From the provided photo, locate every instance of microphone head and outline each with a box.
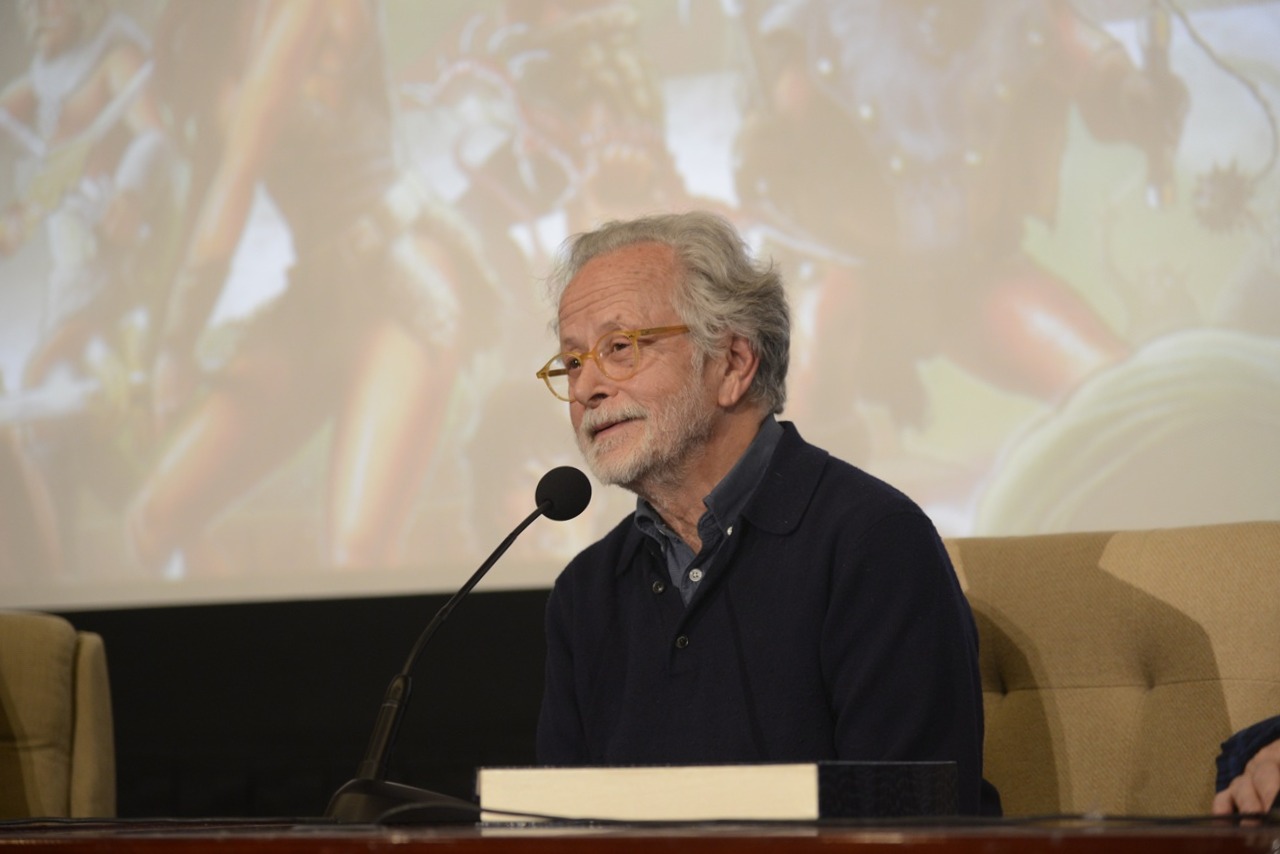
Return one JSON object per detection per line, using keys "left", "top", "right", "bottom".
{"left": 535, "top": 466, "right": 592, "bottom": 521}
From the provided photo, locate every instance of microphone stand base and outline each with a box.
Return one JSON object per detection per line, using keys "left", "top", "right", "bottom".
{"left": 325, "top": 777, "right": 480, "bottom": 825}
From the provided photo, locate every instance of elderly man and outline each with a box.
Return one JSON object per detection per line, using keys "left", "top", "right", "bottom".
{"left": 533, "top": 211, "right": 997, "bottom": 816}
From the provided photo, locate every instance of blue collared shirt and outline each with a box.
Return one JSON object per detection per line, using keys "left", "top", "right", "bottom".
{"left": 634, "top": 415, "right": 784, "bottom": 605}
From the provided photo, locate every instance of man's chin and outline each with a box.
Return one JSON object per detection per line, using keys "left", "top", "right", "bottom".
{"left": 583, "top": 455, "right": 634, "bottom": 489}
{"left": 581, "top": 443, "right": 646, "bottom": 491}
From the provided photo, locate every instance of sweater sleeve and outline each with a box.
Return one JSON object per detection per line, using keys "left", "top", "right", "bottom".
{"left": 822, "top": 510, "right": 988, "bottom": 815}
{"left": 535, "top": 575, "right": 586, "bottom": 764}
{"left": 1215, "top": 715, "right": 1280, "bottom": 792}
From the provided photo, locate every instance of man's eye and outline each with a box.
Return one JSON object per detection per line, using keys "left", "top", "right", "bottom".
{"left": 564, "top": 355, "right": 583, "bottom": 371}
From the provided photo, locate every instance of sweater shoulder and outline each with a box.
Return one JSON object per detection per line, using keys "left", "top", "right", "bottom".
{"left": 770, "top": 427, "right": 932, "bottom": 536}
{"left": 554, "top": 511, "right": 639, "bottom": 588}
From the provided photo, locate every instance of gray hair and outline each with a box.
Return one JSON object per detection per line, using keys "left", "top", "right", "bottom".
{"left": 548, "top": 211, "right": 791, "bottom": 415}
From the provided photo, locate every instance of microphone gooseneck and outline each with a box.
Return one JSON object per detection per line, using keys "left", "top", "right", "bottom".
{"left": 324, "top": 466, "right": 592, "bottom": 824}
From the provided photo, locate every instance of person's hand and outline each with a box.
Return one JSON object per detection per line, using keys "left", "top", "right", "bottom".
{"left": 1213, "top": 738, "right": 1280, "bottom": 815}
{"left": 151, "top": 348, "right": 200, "bottom": 433}
{"left": 101, "top": 189, "right": 145, "bottom": 246}
{"left": 0, "top": 204, "right": 31, "bottom": 256}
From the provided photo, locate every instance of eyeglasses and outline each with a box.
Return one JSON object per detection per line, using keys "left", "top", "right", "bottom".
{"left": 536, "top": 325, "right": 690, "bottom": 401}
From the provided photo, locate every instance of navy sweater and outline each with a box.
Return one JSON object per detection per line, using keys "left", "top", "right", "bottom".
{"left": 537, "top": 422, "right": 998, "bottom": 815}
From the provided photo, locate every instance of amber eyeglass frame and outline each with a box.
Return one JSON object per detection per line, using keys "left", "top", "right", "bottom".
{"left": 536, "top": 325, "right": 691, "bottom": 401}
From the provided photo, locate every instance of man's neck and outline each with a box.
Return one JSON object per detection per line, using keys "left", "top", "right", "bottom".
{"left": 634, "top": 408, "right": 768, "bottom": 551}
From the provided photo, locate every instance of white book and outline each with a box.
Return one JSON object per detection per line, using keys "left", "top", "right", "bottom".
{"left": 475, "top": 761, "right": 957, "bottom": 824}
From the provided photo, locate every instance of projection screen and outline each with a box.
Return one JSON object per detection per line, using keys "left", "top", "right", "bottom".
{"left": 1, "top": 0, "right": 1277, "bottom": 611}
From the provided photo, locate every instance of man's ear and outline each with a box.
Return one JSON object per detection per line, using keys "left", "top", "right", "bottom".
{"left": 716, "top": 334, "right": 760, "bottom": 408}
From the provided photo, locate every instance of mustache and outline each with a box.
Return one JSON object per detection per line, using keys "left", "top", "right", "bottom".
{"left": 577, "top": 404, "right": 648, "bottom": 439}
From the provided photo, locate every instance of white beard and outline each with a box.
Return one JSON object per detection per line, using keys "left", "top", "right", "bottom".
{"left": 576, "top": 366, "right": 715, "bottom": 493}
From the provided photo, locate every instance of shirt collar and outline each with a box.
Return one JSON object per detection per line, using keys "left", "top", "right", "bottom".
{"left": 634, "top": 414, "right": 784, "bottom": 543}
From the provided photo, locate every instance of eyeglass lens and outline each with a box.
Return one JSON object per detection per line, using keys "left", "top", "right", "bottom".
{"left": 546, "top": 332, "right": 639, "bottom": 399}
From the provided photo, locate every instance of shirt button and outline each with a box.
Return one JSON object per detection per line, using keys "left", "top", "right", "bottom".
{"left": 652, "top": 580, "right": 666, "bottom": 594}
{"left": 688, "top": 568, "right": 703, "bottom": 583}
{"left": 726, "top": 526, "right": 733, "bottom": 536}
{"left": 675, "top": 635, "right": 690, "bottom": 649}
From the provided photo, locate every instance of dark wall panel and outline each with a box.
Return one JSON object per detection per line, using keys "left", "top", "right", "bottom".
{"left": 62, "top": 589, "right": 549, "bottom": 818}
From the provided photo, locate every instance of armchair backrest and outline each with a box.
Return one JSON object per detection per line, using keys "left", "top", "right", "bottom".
{"left": 0, "top": 611, "right": 116, "bottom": 818}
{"left": 946, "top": 521, "right": 1280, "bottom": 817}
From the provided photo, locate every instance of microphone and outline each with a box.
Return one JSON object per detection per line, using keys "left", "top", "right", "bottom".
{"left": 535, "top": 464, "right": 593, "bottom": 521}
{"left": 324, "top": 465, "right": 592, "bottom": 824}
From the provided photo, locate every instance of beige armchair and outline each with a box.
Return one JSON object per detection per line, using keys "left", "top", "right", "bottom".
{"left": 0, "top": 611, "right": 116, "bottom": 818}
{"left": 947, "top": 521, "right": 1280, "bottom": 817}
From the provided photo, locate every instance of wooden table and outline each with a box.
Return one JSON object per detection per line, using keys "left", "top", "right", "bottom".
{"left": 1, "top": 817, "right": 1278, "bottom": 854}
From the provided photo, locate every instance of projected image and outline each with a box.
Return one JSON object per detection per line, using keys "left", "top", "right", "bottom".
{"left": 1, "top": 0, "right": 1278, "bottom": 609}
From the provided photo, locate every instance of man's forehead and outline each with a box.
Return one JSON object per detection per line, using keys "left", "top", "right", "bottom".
{"left": 557, "top": 242, "right": 680, "bottom": 327}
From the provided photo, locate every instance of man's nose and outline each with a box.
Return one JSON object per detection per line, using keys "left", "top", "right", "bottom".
{"left": 571, "top": 356, "right": 614, "bottom": 407}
